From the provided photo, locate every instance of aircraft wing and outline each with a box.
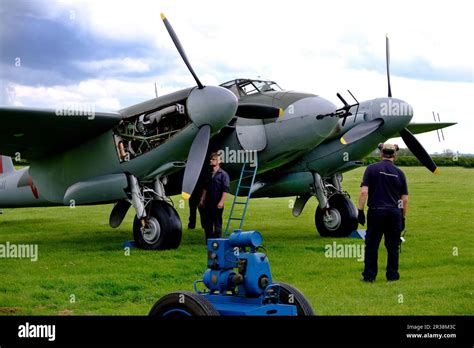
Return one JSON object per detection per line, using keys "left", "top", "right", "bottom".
{"left": 0, "top": 106, "right": 122, "bottom": 160}
{"left": 405, "top": 122, "right": 456, "bottom": 135}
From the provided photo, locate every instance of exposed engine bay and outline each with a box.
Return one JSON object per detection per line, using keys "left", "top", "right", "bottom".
{"left": 113, "top": 103, "right": 190, "bottom": 162}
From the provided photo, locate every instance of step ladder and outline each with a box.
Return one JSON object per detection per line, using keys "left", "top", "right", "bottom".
{"left": 224, "top": 158, "right": 258, "bottom": 238}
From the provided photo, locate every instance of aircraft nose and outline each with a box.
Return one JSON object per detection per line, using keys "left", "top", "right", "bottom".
{"left": 280, "top": 96, "right": 339, "bottom": 138}
{"left": 186, "top": 86, "right": 238, "bottom": 132}
{"left": 372, "top": 97, "right": 413, "bottom": 137}
{"left": 315, "top": 106, "right": 340, "bottom": 138}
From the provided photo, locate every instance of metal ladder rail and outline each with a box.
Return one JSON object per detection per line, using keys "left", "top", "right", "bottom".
{"left": 224, "top": 158, "right": 258, "bottom": 237}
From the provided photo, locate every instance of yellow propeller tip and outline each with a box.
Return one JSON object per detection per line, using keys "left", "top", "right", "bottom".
{"left": 278, "top": 108, "right": 284, "bottom": 117}
{"left": 434, "top": 168, "right": 440, "bottom": 175}
{"left": 182, "top": 192, "right": 191, "bottom": 200}
{"left": 340, "top": 137, "right": 347, "bottom": 145}
{"left": 160, "top": 13, "right": 166, "bottom": 20}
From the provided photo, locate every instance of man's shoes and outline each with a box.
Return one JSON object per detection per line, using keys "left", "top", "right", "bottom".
{"left": 362, "top": 277, "right": 375, "bottom": 283}
{"left": 386, "top": 272, "right": 400, "bottom": 281}
{"left": 187, "top": 223, "right": 195, "bottom": 230}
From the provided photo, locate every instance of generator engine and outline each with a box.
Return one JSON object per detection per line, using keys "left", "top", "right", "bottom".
{"left": 203, "top": 230, "right": 271, "bottom": 297}
{"left": 149, "top": 229, "right": 314, "bottom": 316}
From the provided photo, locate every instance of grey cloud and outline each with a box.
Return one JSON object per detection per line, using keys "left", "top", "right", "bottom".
{"left": 0, "top": 0, "right": 179, "bottom": 87}
{"left": 347, "top": 49, "right": 473, "bottom": 83}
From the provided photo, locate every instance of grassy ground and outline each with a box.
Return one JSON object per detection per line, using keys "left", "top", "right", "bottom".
{"left": 0, "top": 167, "right": 472, "bottom": 315}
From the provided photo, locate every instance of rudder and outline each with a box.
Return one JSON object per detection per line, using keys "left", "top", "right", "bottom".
{"left": 0, "top": 155, "right": 15, "bottom": 175}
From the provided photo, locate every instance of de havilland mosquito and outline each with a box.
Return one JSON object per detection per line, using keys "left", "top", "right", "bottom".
{"left": 0, "top": 14, "right": 455, "bottom": 249}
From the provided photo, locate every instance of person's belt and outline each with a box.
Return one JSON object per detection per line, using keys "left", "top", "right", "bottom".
{"left": 369, "top": 206, "right": 399, "bottom": 210}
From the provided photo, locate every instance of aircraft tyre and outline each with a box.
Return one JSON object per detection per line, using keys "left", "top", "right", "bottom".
{"left": 133, "top": 200, "right": 182, "bottom": 250}
{"left": 149, "top": 291, "right": 219, "bottom": 316}
{"left": 161, "top": 202, "right": 183, "bottom": 249}
{"left": 274, "top": 282, "right": 314, "bottom": 316}
{"left": 315, "top": 193, "right": 358, "bottom": 237}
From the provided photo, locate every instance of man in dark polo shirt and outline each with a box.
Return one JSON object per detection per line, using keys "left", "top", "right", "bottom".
{"left": 358, "top": 143, "right": 408, "bottom": 282}
{"left": 199, "top": 152, "right": 230, "bottom": 241}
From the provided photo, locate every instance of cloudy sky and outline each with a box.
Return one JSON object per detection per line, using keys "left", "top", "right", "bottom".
{"left": 1, "top": 0, "right": 473, "bottom": 153}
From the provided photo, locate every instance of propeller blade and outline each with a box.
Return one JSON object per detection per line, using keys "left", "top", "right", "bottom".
{"left": 386, "top": 34, "right": 392, "bottom": 97}
{"left": 182, "top": 125, "right": 211, "bottom": 199}
{"left": 236, "top": 104, "right": 283, "bottom": 119}
{"left": 400, "top": 128, "right": 439, "bottom": 174}
{"left": 340, "top": 119, "right": 383, "bottom": 145}
{"left": 161, "top": 13, "right": 204, "bottom": 89}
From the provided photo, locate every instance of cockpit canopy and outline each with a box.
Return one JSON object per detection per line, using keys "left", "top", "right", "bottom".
{"left": 220, "top": 79, "right": 282, "bottom": 98}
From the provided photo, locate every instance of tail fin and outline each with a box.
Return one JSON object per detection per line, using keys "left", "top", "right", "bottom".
{"left": 0, "top": 155, "right": 15, "bottom": 175}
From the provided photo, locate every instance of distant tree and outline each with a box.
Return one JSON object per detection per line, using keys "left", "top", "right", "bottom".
{"left": 367, "top": 147, "right": 413, "bottom": 157}
{"left": 442, "top": 149, "right": 454, "bottom": 157}
{"left": 397, "top": 147, "right": 413, "bottom": 156}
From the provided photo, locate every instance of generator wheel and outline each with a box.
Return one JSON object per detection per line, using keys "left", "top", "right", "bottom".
{"left": 275, "top": 282, "right": 314, "bottom": 316}
{"left": 149, "top": 291, "right": 219, "bottom": 317}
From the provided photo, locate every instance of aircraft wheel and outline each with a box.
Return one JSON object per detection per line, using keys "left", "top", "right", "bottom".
{"left": 315, "top": 193, "right": 358, "bottom": 237}
{"left": 274, "top": 282, "right": 314, "bottom": 316}
{"left": 149, "top": 291, "right": 219, "bottom": 316}
{"left": 133, "top": 200, "right": 182, "bottom": 250}
{"left": 160, "top": 202, "right": 182, "bottom": 249}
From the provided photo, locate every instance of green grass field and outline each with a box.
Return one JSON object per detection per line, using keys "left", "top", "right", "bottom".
{"left": 0, "top": 167, "right": 472, "bottom": 315}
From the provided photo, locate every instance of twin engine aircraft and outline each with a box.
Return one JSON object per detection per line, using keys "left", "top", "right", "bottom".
{"left": 0, "top": 15, "right": 455, "bottom": 249}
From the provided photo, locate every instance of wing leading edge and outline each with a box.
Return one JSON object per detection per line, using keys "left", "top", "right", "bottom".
{"left": 0, "top": 106, "right": 122, "bottom": 160}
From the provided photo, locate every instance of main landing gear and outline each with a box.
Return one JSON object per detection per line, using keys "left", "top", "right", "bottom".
{"left": 109, "top": 174, "right": 182, "bottom": 250}
{"left": 313, "top": 172, "right": 358, "bottom": 237}
{"left": 293, "top": 172, "right": 358, "bottom": 237}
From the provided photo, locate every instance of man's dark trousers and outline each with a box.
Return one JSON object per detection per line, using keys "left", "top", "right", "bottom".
{"left": 204, "top": 205, "right": 223, "bottom": 240}
{"left": 188, "top": 192, "right": 204, "bottom": 229}
{"left": 363, "top": 208, "right": 402, "bottom": 280}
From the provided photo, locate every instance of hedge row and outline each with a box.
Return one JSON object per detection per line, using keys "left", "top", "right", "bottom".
{"left": 363, "top": 156, "right": 474, "bottom": 168}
